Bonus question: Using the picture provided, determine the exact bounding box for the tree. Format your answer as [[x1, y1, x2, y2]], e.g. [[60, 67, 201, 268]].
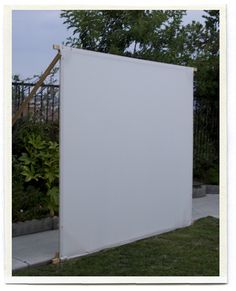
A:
[[61, 10, 187, 62], [192, 10, 219, 103]]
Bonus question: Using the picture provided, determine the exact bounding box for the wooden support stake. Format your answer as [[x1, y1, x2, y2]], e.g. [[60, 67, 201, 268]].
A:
[[53, 44, 60, 51], [12, 52, 61, 126]]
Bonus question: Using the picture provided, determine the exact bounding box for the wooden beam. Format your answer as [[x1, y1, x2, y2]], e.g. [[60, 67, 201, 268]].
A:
[[53, 44, 60, 51], [12, 52, 61, 126]]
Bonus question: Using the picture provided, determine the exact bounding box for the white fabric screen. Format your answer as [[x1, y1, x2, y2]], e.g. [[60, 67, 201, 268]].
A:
[[59, 46, 193, 259]]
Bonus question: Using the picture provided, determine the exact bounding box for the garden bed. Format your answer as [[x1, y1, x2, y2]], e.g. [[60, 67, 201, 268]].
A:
[[193, 183, 219, 198], [12, 216, 59, 237]]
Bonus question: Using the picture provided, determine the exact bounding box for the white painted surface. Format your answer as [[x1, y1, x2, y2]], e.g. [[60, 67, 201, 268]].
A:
[[60, 46, 193, 259]]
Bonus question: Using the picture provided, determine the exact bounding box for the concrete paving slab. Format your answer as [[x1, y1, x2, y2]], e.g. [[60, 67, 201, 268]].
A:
[[12, 258, 29, 270], [12, 230, 59, 270], [192, 194, 219, 221]]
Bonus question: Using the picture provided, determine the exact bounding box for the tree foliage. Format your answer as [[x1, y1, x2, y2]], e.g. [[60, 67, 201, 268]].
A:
[[61, 10, 186, 60]]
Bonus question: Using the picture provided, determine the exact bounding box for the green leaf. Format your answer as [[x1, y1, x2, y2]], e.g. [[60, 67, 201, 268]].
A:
[[19, 153, 32, 165]]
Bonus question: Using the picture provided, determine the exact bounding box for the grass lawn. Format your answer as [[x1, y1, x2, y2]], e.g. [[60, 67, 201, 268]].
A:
[[13, 216, 219, 276]]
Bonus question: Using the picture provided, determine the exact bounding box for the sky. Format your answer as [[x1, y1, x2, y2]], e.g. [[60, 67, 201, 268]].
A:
[[12, 10, 206, 80]]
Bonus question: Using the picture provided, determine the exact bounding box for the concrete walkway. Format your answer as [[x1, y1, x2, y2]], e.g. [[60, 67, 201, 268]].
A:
[[12, 230, 59, 270], [12, 194, 219, 271], [192, 194, 219, 221]]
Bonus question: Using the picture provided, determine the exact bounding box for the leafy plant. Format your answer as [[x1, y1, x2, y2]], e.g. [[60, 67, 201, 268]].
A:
[[12, 118, 59, 221], [12, 118, 59, 156], [205, 165, 219, 185], [12, 183, 49, 222], [18, 133, 59, 216]]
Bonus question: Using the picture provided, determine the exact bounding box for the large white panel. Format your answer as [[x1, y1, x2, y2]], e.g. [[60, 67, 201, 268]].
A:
[[60, 46, 193, 259]]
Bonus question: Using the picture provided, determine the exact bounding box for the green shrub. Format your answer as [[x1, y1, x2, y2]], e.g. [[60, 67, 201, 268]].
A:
[[18, 133, 59, 216], [12, 154, 49, 222], [12, 118, 59, 221], [12, 117, 59, 156], [205, 165, 219, 185], [12, 183, 49, 222], [193, 139, 219, 184]]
